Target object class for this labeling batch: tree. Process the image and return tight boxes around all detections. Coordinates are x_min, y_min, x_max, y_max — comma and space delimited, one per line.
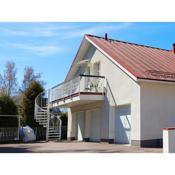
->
21, 80, 44, 127
0, 61, 18, 96
22, 66, 45, 90
0, 94, 17, 115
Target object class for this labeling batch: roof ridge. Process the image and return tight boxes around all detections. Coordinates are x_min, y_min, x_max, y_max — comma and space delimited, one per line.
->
86, 34, 171, 52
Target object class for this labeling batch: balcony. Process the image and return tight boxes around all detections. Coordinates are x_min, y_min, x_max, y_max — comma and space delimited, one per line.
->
49, 75, 106, 107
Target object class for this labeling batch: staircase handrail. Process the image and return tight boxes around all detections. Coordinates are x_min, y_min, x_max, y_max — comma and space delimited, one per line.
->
34, 91, 48, 117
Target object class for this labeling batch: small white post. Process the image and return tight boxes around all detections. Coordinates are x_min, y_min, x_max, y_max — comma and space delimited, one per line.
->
163, 127, 175, 153
17, 115, 20, 141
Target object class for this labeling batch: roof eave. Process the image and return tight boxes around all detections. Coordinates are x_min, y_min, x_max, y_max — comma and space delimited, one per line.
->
137, 78, 175, 84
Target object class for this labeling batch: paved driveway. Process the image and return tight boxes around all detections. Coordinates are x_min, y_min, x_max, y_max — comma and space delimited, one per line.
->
0, 141, 162, 153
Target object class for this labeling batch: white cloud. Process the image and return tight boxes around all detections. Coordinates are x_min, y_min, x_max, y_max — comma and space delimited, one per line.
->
0, 22, 133, 38
0, 23, 134, 57
9, 43, 64, 56
63, 22, 133, 39
0, 24, 81, 37
0, 28, 58, 37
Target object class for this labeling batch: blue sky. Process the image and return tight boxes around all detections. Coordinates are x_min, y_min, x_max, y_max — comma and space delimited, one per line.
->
0, 22, 175, 89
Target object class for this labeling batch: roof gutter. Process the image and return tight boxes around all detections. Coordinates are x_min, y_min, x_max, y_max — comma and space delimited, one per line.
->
137, 78, 175, 85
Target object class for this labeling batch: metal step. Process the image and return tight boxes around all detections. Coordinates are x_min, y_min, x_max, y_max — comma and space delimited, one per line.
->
36, 118, 47, 120
34, 116, 47, 119
36, 113, 47, 115
48, 135, 61, 138
49, 133, 61, 135
49, 128, 58, 131
39, 121, 47, 124
49, 131, 59, 133
36, 118, 47, 121
48, 132, 61, 134
35, 115, 47, 117
37, 121, 47, 124
38, 120, 47, 123
35, 118, 47, 121
36, 110, 47, 112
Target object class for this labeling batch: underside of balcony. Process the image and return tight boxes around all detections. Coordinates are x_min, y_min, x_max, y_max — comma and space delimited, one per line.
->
49, 75, 106, 108
51, 91, 105, 108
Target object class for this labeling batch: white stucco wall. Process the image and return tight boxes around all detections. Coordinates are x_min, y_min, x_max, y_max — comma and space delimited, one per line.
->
84, 45, 141, 141
140, 82, 175, 140
84, 110, 91, 138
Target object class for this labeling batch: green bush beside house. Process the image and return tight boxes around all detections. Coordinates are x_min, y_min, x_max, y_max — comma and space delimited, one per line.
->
0, 95, 18, 127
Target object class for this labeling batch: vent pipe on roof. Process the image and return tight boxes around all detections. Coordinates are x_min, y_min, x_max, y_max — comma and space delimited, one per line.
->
173, 43, 175, 53
105, 33, 108, 40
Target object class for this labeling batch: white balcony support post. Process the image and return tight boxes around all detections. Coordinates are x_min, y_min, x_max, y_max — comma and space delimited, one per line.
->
84, 110, 91, 139
67, 108, 77, 140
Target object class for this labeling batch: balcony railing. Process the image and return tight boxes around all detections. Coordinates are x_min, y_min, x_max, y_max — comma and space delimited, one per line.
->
50, 75, 105, 103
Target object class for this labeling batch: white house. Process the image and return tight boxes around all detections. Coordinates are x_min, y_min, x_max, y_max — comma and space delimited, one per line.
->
35, 34, 175, 147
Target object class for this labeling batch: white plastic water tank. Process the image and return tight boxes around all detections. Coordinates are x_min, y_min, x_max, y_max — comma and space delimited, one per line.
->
19, 126, 36, 143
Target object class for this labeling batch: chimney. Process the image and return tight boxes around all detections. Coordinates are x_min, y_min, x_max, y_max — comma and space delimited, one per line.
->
105, 33, 108, 40
173, 43, 175, 53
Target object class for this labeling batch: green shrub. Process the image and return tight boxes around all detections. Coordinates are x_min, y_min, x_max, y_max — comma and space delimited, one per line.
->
0, 94, 17, 115
0, 94, 18, 127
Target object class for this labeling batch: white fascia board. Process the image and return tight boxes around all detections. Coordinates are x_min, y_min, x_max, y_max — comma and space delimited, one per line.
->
85, 35, 138, 82
138, 78, 175, 85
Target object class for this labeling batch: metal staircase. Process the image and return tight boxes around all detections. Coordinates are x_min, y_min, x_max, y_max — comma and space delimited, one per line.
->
34, 90, 62, 141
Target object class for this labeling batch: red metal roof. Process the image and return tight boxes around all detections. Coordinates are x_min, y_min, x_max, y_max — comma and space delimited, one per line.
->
86, 34, 175, 82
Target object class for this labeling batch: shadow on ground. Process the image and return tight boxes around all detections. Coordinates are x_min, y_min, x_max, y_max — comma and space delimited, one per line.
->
0, 147, 32, 153
0, 147, 123, 153
0, 141, 162, 153
37, 149, 124, 153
